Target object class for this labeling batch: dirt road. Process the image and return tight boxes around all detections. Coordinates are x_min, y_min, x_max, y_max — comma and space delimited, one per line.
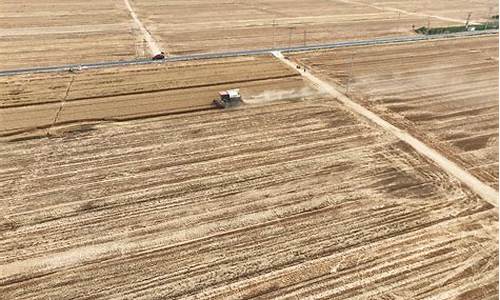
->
123, 0, 162, 55
273, 50, 498, 206
293, 36, 499, 188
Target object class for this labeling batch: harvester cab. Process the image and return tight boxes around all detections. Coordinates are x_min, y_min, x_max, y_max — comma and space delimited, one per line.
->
213, 89, 242, 108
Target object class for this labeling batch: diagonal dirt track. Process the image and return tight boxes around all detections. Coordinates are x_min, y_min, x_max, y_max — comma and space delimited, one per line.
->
272, 51, 498, 206
289, 36, 499, 188
123, 0, 162, 55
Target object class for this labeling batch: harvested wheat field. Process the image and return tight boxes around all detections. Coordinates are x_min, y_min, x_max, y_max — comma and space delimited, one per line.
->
352, 0, 498, 22
292, 35, 499, 189
0, 0, 139, 70
2, 0, 496, 70
130, 0, 494, 55
0, 51, 498, 298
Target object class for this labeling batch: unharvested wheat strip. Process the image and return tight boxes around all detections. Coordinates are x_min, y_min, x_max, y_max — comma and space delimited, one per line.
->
271, 51, 498, 207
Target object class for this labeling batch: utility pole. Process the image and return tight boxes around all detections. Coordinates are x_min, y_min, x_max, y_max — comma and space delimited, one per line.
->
465, 12, 472, 30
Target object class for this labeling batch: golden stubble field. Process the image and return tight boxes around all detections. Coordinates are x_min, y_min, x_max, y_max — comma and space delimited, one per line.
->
292, 35, 499, 188
0, 0, 141, 70
131, 0, 496, 54
2, 0, 497, 69
0, 51, 498, 298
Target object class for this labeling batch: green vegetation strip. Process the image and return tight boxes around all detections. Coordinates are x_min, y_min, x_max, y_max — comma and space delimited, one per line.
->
416, 20, 499, 35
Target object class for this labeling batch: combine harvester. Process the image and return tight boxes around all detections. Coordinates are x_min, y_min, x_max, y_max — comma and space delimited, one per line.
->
213, 89, 243, 108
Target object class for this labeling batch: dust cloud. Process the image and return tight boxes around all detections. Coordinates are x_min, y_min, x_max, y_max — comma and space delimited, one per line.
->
245, 87, 321, 105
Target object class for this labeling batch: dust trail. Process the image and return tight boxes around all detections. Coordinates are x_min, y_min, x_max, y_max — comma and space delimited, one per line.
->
123, 0, 162, 55
272, 51, 498, 207
245, 87, 321, 105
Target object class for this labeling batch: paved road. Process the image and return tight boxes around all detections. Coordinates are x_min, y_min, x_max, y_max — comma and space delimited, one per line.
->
0, 30, 497, 77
